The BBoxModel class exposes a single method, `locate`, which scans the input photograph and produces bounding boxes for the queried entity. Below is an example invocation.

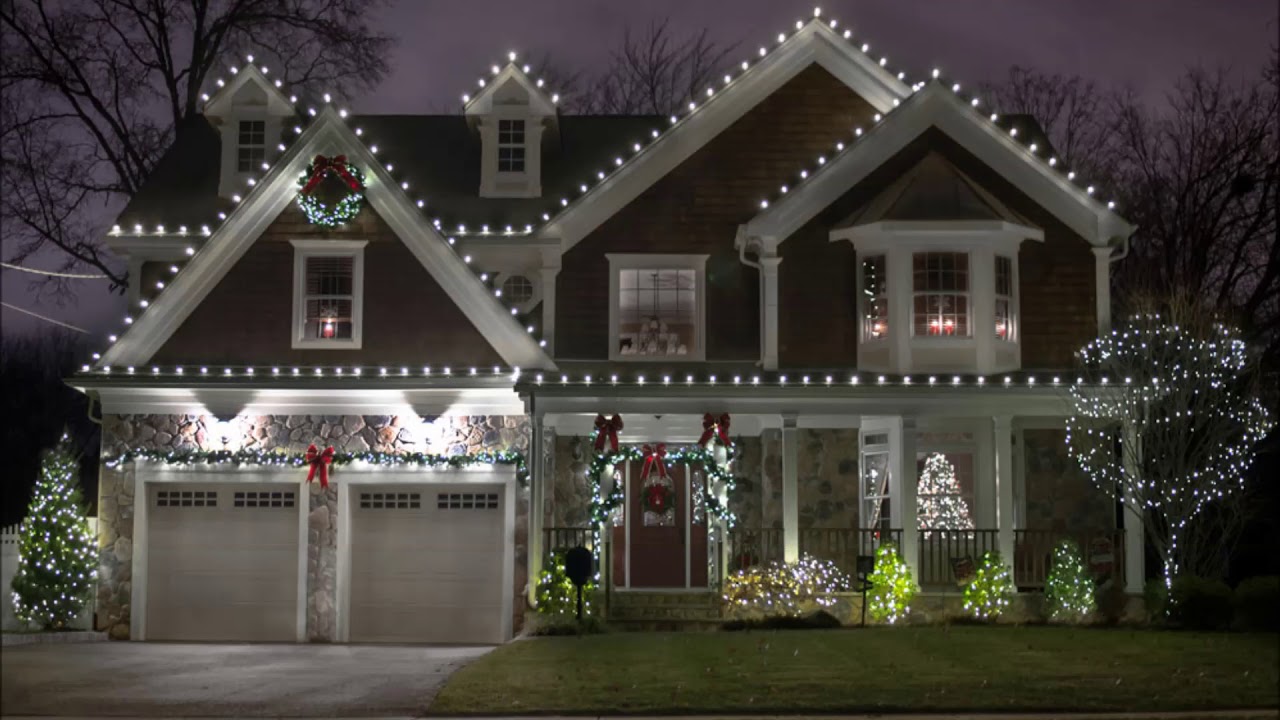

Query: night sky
[1,0,1274,341]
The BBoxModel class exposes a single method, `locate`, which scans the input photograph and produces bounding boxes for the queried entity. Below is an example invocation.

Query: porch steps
[607,591,724,631]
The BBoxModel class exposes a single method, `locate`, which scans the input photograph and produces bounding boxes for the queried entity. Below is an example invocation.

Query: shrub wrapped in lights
[963,550,1014,620]
[722,555,850,619]
[1044,539,1096,622]
[535,551,598,619]
[867,542,917,624]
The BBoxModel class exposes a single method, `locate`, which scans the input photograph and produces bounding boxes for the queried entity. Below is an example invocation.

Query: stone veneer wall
[1023,428,1114,535]
[96,413,529,641]
[796,429,860,530]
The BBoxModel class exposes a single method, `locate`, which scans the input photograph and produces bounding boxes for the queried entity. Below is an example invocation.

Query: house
[71,11,1141,643]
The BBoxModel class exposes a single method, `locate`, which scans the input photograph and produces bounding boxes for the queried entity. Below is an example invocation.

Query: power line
[0,302,89,333]
[1,261,109,280]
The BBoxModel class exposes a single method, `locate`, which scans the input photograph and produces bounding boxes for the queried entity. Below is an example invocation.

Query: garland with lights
[867,542,917,624]
[1044,539,1096,623]
[106,447,528,486]
[962,550,1014,620]
[296,154,366,227]
[535,550,598,619]
[11,434,98,630]
[722,555,851,618]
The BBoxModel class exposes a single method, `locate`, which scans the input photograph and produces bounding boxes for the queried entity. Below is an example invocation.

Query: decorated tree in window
[1044,539,1096,622]
[916,452,974,534]
[10,434,97,630]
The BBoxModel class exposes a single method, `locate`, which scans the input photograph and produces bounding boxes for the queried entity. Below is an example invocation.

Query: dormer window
[497,120,526,173]
[202,65,294,199]
[465,64,556,199]
[237,120,265,172]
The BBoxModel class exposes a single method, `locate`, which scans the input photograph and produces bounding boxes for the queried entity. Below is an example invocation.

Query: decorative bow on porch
[304,444,335,489]
[593,414,624,453]
[698,412,732,447]
[640,443,668,482]
[301,155,361,194]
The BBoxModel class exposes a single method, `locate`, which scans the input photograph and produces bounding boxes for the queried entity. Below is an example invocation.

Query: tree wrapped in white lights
[1066,307,1274,588]
[1044,539,1096,622]
[916,452,974,535]
[10,434,97,630]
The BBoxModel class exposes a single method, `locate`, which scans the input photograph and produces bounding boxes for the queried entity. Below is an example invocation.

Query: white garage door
[146,483,301,641]
[350,483,506,644]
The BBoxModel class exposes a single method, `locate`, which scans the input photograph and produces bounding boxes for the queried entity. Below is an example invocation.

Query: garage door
[350,484,506,643]
[146,483,301,641]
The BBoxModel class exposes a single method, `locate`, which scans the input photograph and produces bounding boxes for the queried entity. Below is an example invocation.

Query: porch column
[1122,421,1145,593]
[760,257,782,370]
[993,416,1015,563]
[1092,247,1112,334]
[891,417,919,580]
[527,414,546,606]
[781,414,799,562]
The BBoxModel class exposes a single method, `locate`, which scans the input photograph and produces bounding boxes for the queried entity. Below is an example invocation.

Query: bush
[866,542,918,624]
[1044,540,1096,622]
[1233,576,1280,632]
[722,555,850,619]
[1143,578,1168,623]
[1169,575,1233,630]
[1095,582,1130,626]
[536,551,598,619]
[722,610,842,631]
[962,550,1014,620]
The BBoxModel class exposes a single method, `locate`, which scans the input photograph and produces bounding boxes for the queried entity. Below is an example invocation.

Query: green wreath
[643,482,675,515]
[296,154,366,227]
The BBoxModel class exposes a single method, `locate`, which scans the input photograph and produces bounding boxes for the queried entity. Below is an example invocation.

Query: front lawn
[430,626,1279,714]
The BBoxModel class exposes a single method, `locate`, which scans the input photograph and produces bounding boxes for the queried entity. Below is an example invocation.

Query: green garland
[586,437,738,530]
[106,447,528,486]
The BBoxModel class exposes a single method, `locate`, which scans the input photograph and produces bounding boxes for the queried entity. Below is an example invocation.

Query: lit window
[237,120,265,172]
[861,254,888,340]
[916,449,975,534]
[912,252,970,336]
[995,255,1014,341]
[861,433,892,532]
[501,274,534,304]
[291,240,365,348]
[609,254,707,361]
[497,119,525,172]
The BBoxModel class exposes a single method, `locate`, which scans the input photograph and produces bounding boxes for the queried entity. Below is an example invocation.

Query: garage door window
[360,491,422,509]
[437,492,499,509]
[233,490,296,508]
[156,490,217,507]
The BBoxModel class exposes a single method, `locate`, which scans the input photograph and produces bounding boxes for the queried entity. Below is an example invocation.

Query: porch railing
[917,528,1000,587]
[1014,529,1125,588]
[800,527,903,576]
[542,527,594,558]
[726,527,784,572]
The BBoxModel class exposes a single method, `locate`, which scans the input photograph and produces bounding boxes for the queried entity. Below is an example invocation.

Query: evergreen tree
[917,453,975,532]
[10,434,97,630]
[867,542,917,624]
[963,550,1015,620]
[1045,539,1096,622]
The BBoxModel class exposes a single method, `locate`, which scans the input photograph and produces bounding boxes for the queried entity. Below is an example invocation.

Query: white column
[759,257,782,370]
[973,249,997,374]
[1122,421,1145,593]
[1092,247,1112,335]
[888,417,919,580]
[527,415,545,606]
[781,414,799,562]
[887,248,912,374]
[539,266,559,356]
[993,416,1015,563]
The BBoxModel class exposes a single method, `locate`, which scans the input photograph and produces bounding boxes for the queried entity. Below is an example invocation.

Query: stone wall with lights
[95,412,530,641]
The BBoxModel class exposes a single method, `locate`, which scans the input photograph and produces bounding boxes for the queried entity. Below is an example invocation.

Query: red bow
[645,484,671,513]
[698,412,732,447]
[301,155,361,194]
[593,414,623,453]
[305,444,335,488]
[640,443,667,482]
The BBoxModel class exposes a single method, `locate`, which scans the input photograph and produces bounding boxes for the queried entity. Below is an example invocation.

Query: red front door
[612,460,709,588]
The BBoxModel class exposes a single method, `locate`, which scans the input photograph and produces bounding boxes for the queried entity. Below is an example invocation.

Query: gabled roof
[99,108,555,371]
[837,151,1035,227]
[463,62,558,117]
[201,64,295,118]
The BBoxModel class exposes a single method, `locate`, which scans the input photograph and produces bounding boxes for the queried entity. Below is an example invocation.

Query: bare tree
[1,0,395,297]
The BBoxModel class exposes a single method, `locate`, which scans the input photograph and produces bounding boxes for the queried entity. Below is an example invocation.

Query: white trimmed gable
[203,65,296,199]
[466,64,558,199]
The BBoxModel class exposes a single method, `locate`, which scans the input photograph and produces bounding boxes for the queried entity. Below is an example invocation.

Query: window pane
[617,267,698,356]
[861,255,888,340]
[306,256,353,295]
[995,256,1013,296]
[304,298,353,339]
[237,146,264,172]
[501,275,534,303]
[996,298,1011,340]
[862,451,891,529]
[238,120,264,145]
[303,255,355,341]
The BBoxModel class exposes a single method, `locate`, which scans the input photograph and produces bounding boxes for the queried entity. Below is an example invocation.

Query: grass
[430,626,1279,715]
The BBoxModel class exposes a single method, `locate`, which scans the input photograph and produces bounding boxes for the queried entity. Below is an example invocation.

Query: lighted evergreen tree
[535,551,596,619]
[10,434,97,630]
[867,542,917,624]
[1044,539,1096,622]
[963,550,1014,620]
[916,453,974,533]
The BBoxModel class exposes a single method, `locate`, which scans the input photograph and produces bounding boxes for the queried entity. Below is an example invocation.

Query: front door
[612,459,709,588]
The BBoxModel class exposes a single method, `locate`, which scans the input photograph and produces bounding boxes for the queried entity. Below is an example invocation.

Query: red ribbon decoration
[593,414,624,453]
[697,412,732,447]
[645,484,672,513]
[640,443,668,482]
[301,155,362,195]
[304,444,335,489]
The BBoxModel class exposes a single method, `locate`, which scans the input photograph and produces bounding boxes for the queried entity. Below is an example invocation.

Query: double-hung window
[609,254,707,361]
[912,252,970,337]
[861,254,889,341]
[497,119,526,173]
[237,120,265,172]
[995,255,1014,341]
[291,240,366,348]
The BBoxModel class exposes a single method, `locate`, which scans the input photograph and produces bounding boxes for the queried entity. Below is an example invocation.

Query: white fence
[1,518,97,631]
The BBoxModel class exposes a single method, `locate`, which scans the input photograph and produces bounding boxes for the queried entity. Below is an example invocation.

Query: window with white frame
[501,274,535,304]
[912,252,970,337]
[915,434,976,534]
[995,255,1014,341]
[860,432,892,532]
[237,120,265,172]
[609,255,706,360]
[291,240,365,348]
[861,254,889,341]
[497,119,526,173]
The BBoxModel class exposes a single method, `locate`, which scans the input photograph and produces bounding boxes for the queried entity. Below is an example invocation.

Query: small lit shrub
[1168,575,1233,631]
[722,555,850,619]
[866,542,917,624]
[1233,576,1280,632]
[963,550,1014,620]
[1044,539,1096,622]
[1143,578,1169,623]
[536,551,598,620]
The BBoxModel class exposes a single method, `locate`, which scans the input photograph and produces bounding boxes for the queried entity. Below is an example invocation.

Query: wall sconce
[210,413,237,446]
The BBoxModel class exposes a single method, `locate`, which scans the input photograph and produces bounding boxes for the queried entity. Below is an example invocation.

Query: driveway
[1,642,492,717]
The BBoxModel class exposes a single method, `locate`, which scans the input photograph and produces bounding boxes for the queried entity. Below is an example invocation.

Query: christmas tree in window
[916,452,974,536]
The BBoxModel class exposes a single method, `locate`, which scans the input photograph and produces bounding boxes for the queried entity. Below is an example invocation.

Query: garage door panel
[355,604,501,644]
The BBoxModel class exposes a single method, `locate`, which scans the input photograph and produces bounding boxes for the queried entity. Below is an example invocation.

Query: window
[860,436,892,532]
[497,119,525,172]
[291,240,366,348]
[916,446,975,534]
[995,255,1014,341]
[609,255,707,360]
[912,252,970,336]
[361,492,422,509]
[501,274,534,304]
[237,120,265,172]
[861,254,889,341]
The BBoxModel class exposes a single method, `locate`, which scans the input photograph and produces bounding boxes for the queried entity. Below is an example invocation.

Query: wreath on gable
[296,154,366,228]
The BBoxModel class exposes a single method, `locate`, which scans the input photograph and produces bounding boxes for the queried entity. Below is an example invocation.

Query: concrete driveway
[1,641,492,717]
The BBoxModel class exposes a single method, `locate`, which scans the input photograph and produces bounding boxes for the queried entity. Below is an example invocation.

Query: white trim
[100,108,554,370]
[607,253,709,363]
[290,240,367,350]
[79,383,523,416]
[1093,246,1112,334]
[464,64,558,118]
[543,21,909,252]
[202,65,295,119]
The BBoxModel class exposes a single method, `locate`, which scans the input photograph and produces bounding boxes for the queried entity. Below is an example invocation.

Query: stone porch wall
[96,413,530,641]
[797,429,860,530]
[1022,428,1114,536]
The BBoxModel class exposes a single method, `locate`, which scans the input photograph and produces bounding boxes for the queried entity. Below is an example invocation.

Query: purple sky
[1,0,1274,341]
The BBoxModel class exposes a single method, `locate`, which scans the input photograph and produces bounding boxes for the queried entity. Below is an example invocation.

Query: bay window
[912,252,970,337]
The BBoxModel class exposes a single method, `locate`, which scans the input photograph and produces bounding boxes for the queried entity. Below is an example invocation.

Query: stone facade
[1022,428,1114,536]
[551,434,593,527]
[95,412,530,642]
[726,436,763,529]
[796,429,860,530]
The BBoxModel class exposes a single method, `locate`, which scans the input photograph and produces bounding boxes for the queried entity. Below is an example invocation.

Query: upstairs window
[609,254,707,361]
[861,254,889,341]
[995,255,1014,341]
[237,120,265,172]
[912,252,970,337]
[291,240,365,348]
[497,119,526,172]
